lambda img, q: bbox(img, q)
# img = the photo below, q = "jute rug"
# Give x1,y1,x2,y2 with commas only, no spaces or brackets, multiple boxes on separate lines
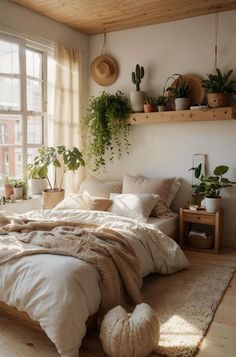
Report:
80,261,235,357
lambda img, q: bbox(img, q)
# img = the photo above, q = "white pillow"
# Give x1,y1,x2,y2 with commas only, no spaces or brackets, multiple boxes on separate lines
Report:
80,176,122,198
54,191,112,211
108,193,159,222
166,178,182,207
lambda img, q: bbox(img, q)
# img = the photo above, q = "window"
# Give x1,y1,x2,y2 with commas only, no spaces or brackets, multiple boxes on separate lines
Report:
0,34,54,181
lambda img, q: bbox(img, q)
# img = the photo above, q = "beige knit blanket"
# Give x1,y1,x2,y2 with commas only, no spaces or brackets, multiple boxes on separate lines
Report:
0,215,143,317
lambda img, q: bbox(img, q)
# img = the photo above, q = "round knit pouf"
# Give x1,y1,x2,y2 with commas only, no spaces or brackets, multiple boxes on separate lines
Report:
99,303,160,357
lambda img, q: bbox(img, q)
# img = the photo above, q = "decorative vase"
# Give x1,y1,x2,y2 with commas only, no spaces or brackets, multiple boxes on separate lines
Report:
144,104,154,113
13,186,23,199
175,97,190,110
130,91,146,112
30,178,48,195
4,184,14,199
205,197,221,213
42,189,65,209
207,93,231,108
158,105,165,112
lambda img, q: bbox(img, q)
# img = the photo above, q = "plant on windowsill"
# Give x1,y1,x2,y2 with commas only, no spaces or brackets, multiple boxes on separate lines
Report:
189,163,236,212
28,146,85,208
84,90,130,172
130,64,146,112
164,74,190,110
201,68,236,108
12,179,26,199
144,96,154,113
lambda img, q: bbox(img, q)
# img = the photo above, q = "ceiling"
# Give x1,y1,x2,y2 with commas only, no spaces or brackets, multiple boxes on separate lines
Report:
12,0,236,35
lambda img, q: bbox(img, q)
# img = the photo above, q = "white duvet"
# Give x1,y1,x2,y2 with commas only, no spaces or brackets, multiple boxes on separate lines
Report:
0,209,189,357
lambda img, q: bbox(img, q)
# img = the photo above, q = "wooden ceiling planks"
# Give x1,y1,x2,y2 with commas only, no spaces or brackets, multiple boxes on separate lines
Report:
11,0,236,35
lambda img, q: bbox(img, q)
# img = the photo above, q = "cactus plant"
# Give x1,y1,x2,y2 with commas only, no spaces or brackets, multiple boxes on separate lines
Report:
132,64,145,91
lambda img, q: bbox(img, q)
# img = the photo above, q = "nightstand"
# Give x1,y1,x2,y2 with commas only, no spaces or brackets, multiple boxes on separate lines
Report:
179,208,223,253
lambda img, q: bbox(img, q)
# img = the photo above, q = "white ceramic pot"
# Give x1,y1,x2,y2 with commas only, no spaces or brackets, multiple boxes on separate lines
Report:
158,105,165,112
130,91,146,112
13,186,23,199
205,197,221,213
175,97,190,110
30,178,48,195
42,189,65,209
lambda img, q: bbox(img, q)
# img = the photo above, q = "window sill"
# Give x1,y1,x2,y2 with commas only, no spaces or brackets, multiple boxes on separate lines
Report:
0,196,42,214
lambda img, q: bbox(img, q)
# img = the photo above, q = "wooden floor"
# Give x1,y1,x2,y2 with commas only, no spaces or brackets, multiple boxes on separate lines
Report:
0,248,236,357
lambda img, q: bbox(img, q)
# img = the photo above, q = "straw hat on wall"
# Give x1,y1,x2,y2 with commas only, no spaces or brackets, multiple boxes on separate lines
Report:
90,55,118,86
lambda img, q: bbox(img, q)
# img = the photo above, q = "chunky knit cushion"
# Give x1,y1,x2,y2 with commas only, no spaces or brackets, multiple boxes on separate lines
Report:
100,303,160,357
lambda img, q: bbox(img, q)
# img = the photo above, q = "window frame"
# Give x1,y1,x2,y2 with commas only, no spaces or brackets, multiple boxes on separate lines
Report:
0,33,48,179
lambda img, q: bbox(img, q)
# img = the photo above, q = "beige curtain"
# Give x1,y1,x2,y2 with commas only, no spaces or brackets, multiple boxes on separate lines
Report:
54,43,84,192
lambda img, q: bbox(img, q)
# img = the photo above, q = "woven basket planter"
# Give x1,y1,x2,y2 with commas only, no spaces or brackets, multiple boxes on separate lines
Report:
42,189,65,209
187,234,214,249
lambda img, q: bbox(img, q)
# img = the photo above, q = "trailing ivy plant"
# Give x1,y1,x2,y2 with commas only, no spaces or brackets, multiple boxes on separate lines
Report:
84,91,130,171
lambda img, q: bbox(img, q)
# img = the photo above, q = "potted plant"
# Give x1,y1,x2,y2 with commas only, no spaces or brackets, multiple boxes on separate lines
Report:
190,163,236,212
27,163,48,195
29,146,85,209
130,64,146,112
165,74,190,110
144,96,154,113
13,179,24,199
84,90,130,171
156,95,168,112
202,68,236,108
4,177,14,199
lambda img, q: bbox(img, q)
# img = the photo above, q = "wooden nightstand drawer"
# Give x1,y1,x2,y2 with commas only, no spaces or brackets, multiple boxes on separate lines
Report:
183,212,215,225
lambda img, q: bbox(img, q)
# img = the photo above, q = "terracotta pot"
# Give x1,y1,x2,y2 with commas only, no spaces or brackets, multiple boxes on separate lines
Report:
42,189,65,209
130,91,146,112
4,184,14,199
207,93,231,108
175,97,190,110
144,104,154,113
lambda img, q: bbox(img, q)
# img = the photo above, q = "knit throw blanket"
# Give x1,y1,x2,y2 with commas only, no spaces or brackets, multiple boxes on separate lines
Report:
0,215,143,318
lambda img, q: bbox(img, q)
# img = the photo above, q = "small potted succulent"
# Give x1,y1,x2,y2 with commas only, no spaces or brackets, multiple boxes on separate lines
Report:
202,68,236,108
165,74,190,110
156,95,168,112
13,179,24,199
190,163,236,212
130,64,146,112
144,96,154,113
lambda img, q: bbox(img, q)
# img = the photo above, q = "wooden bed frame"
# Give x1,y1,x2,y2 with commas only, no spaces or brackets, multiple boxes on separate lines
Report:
0,301,97,333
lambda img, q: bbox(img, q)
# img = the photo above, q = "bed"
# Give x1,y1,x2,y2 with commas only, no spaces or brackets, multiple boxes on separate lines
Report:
0,207,188,357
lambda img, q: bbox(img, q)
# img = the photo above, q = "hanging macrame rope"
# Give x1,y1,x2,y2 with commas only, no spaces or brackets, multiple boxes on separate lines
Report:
213,12,219,74
101,32,107,56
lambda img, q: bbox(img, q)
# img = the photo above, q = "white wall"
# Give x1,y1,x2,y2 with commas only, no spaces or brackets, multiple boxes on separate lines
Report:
0,0,89,114
89,11,236,242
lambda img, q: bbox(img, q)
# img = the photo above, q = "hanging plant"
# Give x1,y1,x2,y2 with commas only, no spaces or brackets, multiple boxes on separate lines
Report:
84,90,130,171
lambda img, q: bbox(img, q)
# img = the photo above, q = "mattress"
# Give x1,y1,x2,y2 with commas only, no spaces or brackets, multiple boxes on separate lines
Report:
147,212,178,238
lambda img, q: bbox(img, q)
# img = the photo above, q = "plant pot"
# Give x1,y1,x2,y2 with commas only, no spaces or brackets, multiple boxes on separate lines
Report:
4,184,14,199
42,189,65,209
207,93,231,108
205,197,221,213
13,186,23,199
158,105,165,112
144,104,154,113
30,178,48,195
175,97,190,110
130,91,146,112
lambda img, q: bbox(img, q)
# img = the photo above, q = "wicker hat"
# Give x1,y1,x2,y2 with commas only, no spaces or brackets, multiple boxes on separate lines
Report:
90,55,118,86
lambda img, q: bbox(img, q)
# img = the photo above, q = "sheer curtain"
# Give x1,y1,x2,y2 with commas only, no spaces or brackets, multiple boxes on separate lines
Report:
54,43,84,192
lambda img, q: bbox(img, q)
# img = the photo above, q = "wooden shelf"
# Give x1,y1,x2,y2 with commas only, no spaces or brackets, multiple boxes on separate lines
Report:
128,106,236,125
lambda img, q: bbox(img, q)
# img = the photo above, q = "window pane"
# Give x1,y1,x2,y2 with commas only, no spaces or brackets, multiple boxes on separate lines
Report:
28,147,40,164
0,77,21,110
26,49,42,79
0,39,19,74
27,79,42,111
0,146,22,178
28,116,43,144
0,114,22,145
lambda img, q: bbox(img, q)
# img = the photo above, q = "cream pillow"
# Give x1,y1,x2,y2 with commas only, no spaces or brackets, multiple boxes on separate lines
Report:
80,176,122,198
122,174,175,206
166,178,182,207
54,191,112,211
108,193,159,222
